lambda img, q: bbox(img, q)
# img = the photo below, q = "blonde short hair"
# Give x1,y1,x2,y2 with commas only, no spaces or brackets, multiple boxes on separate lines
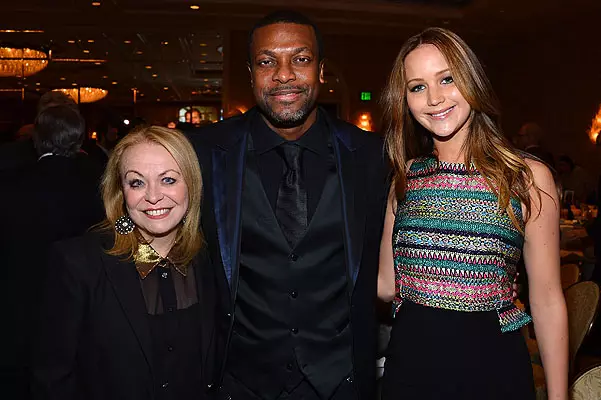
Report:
99,125,203,265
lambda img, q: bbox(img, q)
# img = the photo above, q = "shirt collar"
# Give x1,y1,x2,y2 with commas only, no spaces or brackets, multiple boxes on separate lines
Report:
37,152,54,161
251,110,329,156
134,240,187,279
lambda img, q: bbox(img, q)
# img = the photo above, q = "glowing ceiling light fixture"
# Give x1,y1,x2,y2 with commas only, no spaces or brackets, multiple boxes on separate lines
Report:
54,87,108,103
0,29,44,33
0,47,49,77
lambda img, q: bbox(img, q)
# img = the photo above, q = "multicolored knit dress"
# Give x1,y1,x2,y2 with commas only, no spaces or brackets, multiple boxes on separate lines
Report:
381,156,535,400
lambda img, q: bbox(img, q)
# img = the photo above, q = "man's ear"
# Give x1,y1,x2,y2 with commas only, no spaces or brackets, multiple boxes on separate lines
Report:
319,60,325,84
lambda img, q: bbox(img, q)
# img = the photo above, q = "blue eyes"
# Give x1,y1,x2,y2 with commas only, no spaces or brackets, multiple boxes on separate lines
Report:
129,179,143,188
409,84,426,93
408,76,454,93
128,177,177,188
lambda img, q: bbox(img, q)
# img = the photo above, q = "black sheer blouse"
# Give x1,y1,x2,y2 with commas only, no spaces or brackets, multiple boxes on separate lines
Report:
136,243,203,400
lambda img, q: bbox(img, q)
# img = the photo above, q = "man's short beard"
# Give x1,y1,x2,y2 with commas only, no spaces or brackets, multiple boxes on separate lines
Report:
258,96,315,128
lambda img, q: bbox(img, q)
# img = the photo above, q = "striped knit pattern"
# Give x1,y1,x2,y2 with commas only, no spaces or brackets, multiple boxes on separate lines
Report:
393,156,532,332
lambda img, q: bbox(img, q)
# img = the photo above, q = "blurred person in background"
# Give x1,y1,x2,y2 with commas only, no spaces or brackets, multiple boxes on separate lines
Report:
557,154,594,205
191,109,202,126
513,122,555,170
1,101,105,400
0,91,77,172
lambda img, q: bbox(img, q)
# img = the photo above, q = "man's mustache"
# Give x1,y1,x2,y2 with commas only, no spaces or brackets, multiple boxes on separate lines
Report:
267,86,307,95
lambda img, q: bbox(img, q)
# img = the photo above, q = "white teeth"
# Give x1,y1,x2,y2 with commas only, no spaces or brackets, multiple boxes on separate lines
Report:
145,209,169,216
432,107,453,117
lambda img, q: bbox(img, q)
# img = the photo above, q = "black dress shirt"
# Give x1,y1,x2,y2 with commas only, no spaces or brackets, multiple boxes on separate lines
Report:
141,264,203,400
250,111,331,222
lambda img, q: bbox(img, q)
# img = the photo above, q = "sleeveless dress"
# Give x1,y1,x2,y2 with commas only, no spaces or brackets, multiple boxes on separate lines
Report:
381,156,535,400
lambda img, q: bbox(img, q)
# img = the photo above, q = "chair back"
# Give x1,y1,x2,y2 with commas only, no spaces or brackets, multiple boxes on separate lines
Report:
562,264,581,290
565,282,601,372
570,364,601,400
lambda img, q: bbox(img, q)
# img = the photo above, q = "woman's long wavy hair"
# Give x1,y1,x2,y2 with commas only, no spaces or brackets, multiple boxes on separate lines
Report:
97,125,204,266
381,27,541,229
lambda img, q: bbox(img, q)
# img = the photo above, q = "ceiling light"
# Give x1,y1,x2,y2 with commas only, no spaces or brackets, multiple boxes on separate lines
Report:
161,41,168,45
35,82,40,85
83,49,90,54
199,60,206,64
152,73,158,78
101,75,108,79
0,29,44,33
190,5,200,10
72,83,77,86
136,50,143,55
203,79,208,82
145,65,152,69
124,40,132,44
60,77,66,81
201,53,207,56
111,81,118,85
199,43,207,47
54,87,107,103
88,39,95,43
68,40,76,44
53,58,106,63
0,47,49,77
92,2,101,6
163,87,168,90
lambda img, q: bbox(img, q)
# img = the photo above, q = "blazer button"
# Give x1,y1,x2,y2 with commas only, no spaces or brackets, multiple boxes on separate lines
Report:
291,327,298,334
289,253,298,262
162,381,169,388
290,290,298,299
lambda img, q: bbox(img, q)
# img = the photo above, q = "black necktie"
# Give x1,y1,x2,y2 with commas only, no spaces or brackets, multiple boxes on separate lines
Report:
275,142,307,247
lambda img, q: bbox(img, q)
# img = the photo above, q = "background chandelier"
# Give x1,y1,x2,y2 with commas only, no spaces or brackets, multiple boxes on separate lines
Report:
0,47,49,77
53,87,108,103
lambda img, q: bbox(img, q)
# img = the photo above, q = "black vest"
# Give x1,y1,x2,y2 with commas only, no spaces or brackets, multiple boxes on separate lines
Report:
226,142,352,399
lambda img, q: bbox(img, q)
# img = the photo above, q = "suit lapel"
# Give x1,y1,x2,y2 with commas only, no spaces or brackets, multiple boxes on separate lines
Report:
329,115,367,288
101,250,154,377
211,117,248,300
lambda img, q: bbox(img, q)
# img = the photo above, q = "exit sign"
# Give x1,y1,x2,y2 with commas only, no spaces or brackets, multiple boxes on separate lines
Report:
360,92,372,101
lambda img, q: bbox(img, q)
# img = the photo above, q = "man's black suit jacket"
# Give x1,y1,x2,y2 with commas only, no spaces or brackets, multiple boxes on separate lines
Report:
31,233,219,400
189,108,389,399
